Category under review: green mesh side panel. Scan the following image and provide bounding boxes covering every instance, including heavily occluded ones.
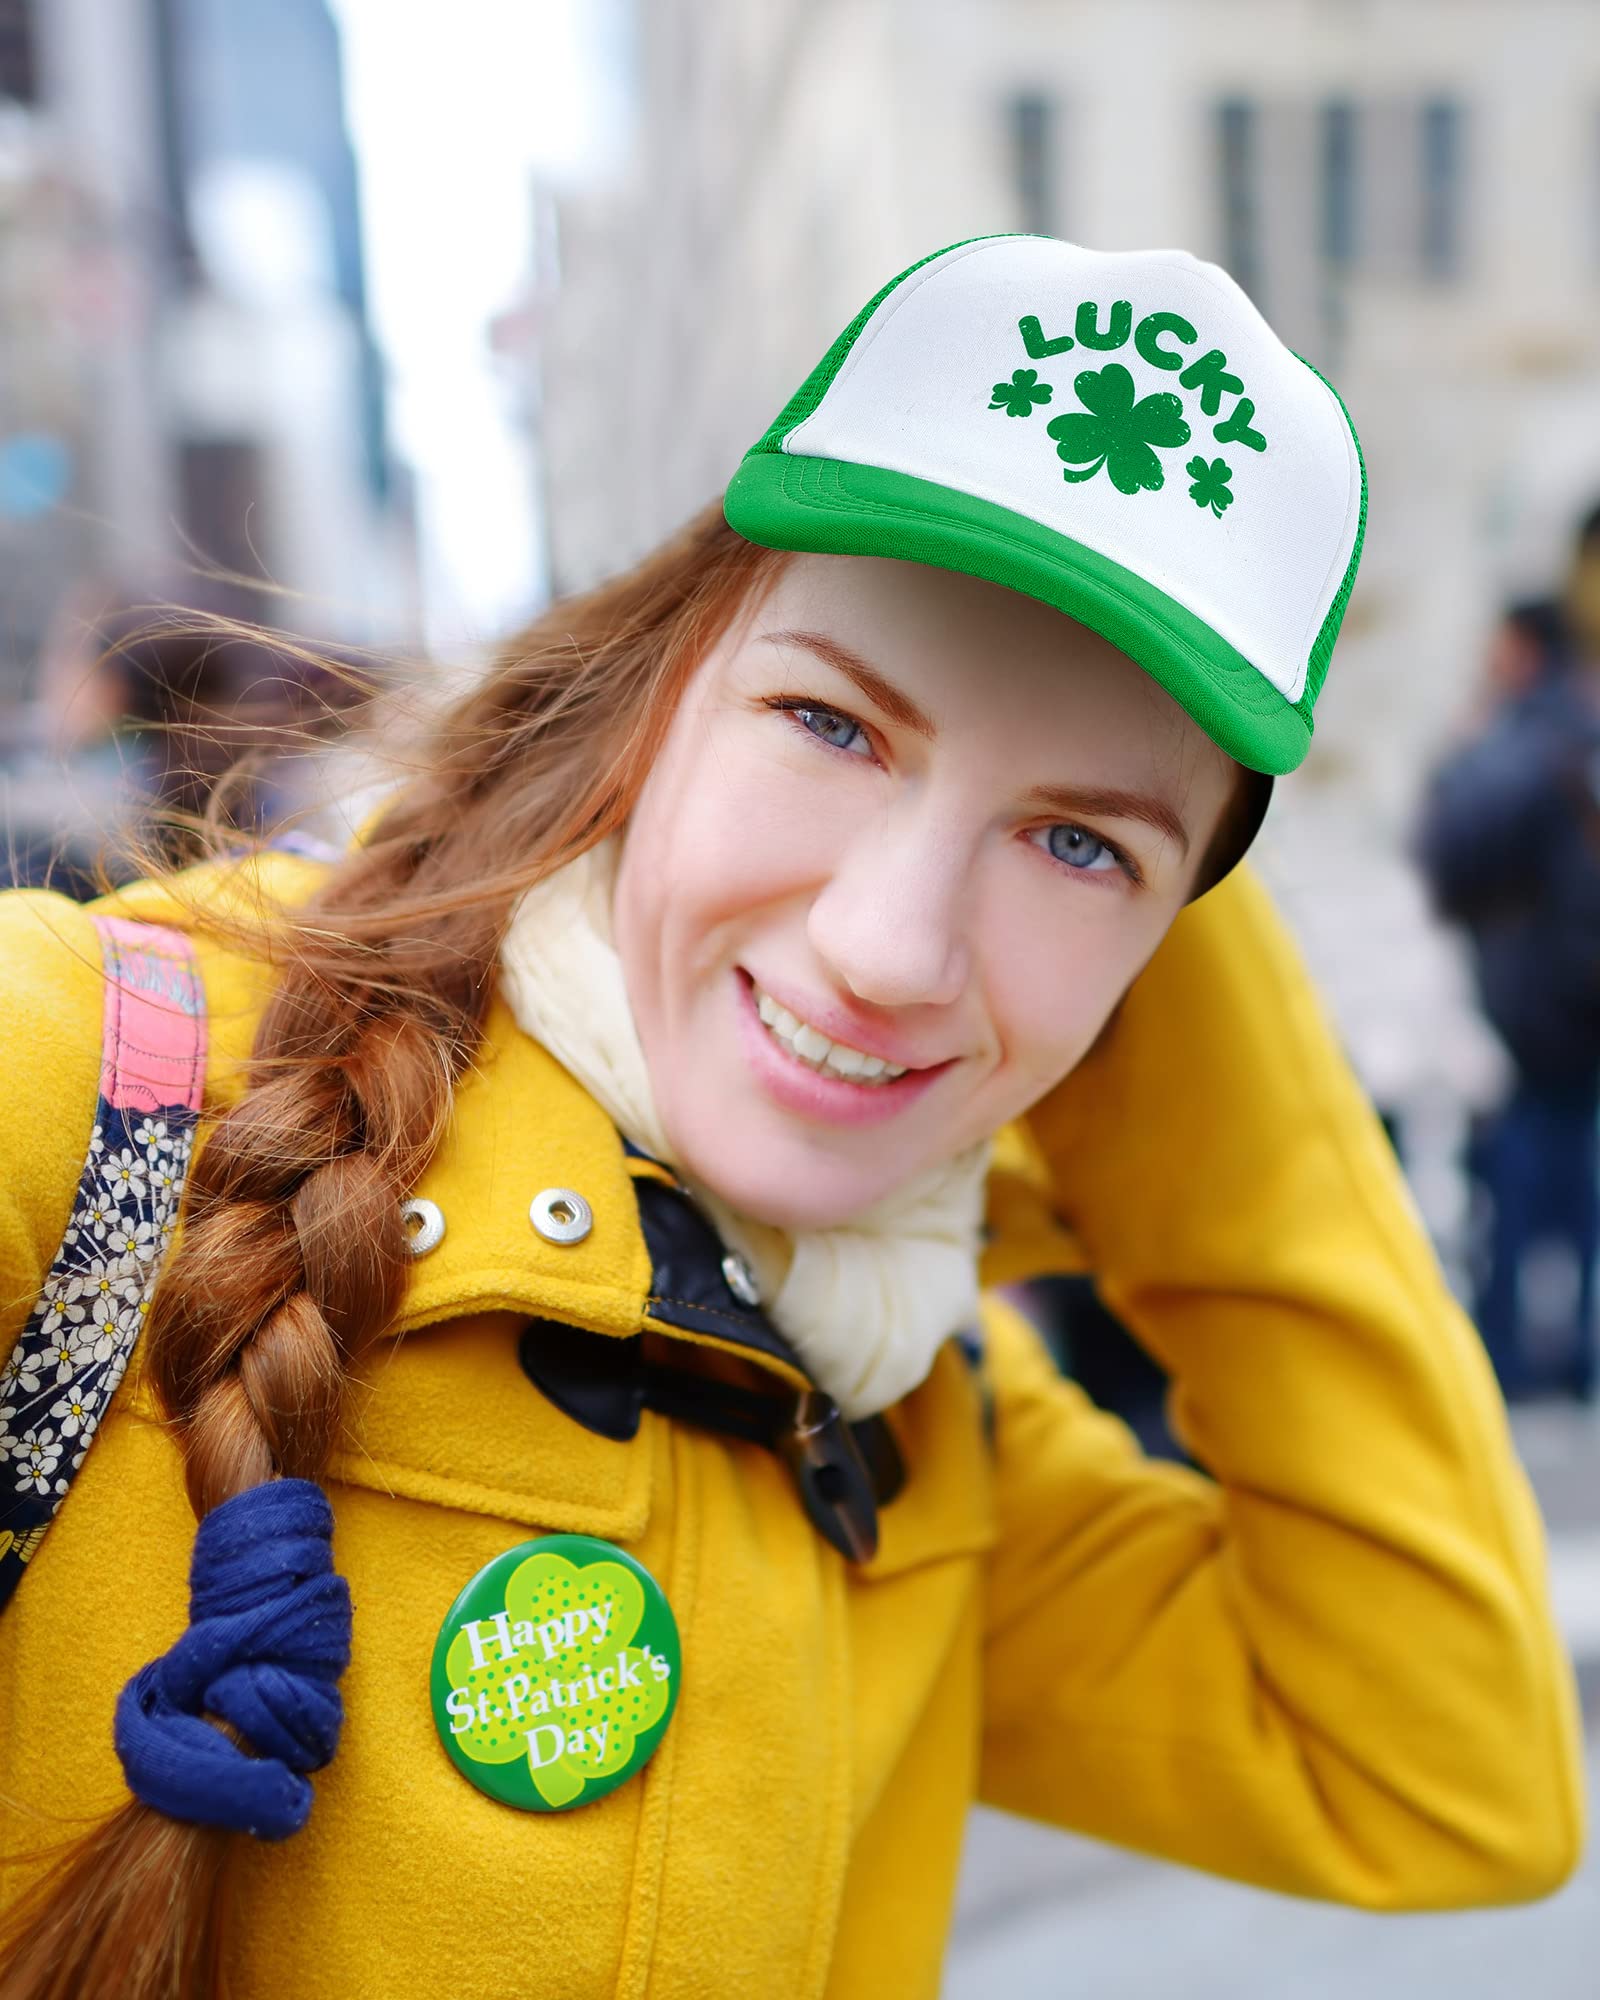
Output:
[749,234,1028,458]
[1291,353,1368,722]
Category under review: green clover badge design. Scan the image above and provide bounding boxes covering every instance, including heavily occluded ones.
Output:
[989,367,1054,418]
[1186,455,1235,518]
[1046,364,1191,495]
[439,1543,677,1811]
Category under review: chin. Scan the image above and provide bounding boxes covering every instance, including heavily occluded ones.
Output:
[677,1141,895,1234]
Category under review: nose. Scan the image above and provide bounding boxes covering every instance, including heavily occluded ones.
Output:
[806,815,973,1011]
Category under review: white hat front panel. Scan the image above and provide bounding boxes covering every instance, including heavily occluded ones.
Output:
[781,236,1363,706]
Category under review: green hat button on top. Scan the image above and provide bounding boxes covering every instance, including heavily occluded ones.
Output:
[430,1534,681,1812]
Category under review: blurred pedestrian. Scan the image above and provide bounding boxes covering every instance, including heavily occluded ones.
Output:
[7,581,373,894]
[1417,550,1600,1401]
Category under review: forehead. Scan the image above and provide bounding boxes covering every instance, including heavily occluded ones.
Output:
[728,553,1211,776]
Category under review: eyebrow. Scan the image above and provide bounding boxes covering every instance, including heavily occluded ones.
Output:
[761,628,937,739]
[1020,783,1190,859]
[758,626,1192,858]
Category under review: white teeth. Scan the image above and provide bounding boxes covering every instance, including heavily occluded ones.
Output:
[791,1023,831,1062]
[750,982,909,1085]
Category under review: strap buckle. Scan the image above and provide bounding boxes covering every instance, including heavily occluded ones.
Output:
[519,1319,903,1565]
[778,1391,880,1564]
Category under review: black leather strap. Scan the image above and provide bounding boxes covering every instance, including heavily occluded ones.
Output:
[517,1317,904,1563]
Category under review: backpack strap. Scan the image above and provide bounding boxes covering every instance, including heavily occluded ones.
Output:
[0,917,206,1611]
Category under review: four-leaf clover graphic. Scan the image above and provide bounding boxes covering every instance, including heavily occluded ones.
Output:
[1187,455,1234,517]
[1046,364,1191,494]
[988,367,1054,418]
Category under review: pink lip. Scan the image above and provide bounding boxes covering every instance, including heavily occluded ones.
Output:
[739,968,947,1073]
[732,969,954,1129]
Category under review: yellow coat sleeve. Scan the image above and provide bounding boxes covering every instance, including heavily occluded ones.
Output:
[979,863,1586,1909]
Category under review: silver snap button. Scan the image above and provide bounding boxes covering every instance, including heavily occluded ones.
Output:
[530,1187,593,1245]
[721,1250,761,1307]
[399,1197,445,1257]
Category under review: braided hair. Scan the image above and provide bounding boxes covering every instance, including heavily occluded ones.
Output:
[0,502,785,2000]
[0,499,1264,1999]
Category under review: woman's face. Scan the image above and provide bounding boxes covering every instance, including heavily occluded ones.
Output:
[612,553,1236,1229]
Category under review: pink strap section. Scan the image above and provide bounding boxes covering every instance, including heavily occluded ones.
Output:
[92,916,207,1115]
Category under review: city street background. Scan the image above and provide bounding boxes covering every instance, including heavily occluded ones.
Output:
[0,1,1594,1991]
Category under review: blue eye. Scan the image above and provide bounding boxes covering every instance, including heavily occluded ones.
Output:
[795,705,867,754]
[1041,824,1116,873]
[770,699,873,757]
[767,694,1136,883]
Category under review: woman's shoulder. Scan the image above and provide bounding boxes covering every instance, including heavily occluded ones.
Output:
[0,846,335,982]
[0,888,108,1342]
[0,853,331,1316]
[0,881,103,1020]
[88,846,334,959]
[88,849,335,1087]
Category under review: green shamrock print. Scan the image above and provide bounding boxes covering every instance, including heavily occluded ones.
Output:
[444,1549,673,1809]
[989,367,1054,418]
[1187,455,1234,518]
[1046,364,1191,495]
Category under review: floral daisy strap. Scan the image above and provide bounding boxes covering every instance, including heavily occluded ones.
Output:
[0,916,206,1612]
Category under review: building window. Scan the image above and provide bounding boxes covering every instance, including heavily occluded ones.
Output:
[1221,91,1467,310]
[1321,98,1358,269]
[179,438,272,606]
[1420,98,1465,280]
[0,0,35,105]
[1007,91,1059,237]
[1217,97,1260,304]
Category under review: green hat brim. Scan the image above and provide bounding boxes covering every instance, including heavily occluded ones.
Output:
[723,451,1311,777]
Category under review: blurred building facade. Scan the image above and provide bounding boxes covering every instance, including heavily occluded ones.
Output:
[0,0,414,720]
[175,0,392,509]
[524,0,1600,1221]
[536,0,1600,790]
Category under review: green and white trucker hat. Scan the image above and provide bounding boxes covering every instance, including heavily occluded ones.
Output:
[723,234,1366,776]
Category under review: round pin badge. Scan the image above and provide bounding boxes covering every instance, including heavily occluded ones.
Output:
[429,1534,680,1812]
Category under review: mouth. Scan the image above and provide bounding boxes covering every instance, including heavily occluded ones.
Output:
[732,969,955,1128]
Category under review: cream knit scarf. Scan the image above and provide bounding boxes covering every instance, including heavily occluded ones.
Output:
[498,832,993,1419]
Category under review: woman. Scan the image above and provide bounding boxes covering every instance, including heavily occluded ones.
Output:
[0,235,1584,1999]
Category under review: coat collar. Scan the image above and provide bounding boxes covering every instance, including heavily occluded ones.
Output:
[395,994,652,1340]
[395,994,813,1392]
[391,996,906,1560]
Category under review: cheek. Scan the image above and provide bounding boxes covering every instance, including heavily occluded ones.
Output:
[621,725,835,1008]
[979,891,1158,1105]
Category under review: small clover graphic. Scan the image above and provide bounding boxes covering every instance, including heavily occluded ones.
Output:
[988,367,1053,419]
[1046,364,1191,495]
[1187,455,1234,518]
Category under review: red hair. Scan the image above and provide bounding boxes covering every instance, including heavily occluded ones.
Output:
[0,500,788,2000]
[0,501,1258,1997]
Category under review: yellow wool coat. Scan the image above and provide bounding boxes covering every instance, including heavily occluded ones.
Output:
[0,855,1586,1999]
